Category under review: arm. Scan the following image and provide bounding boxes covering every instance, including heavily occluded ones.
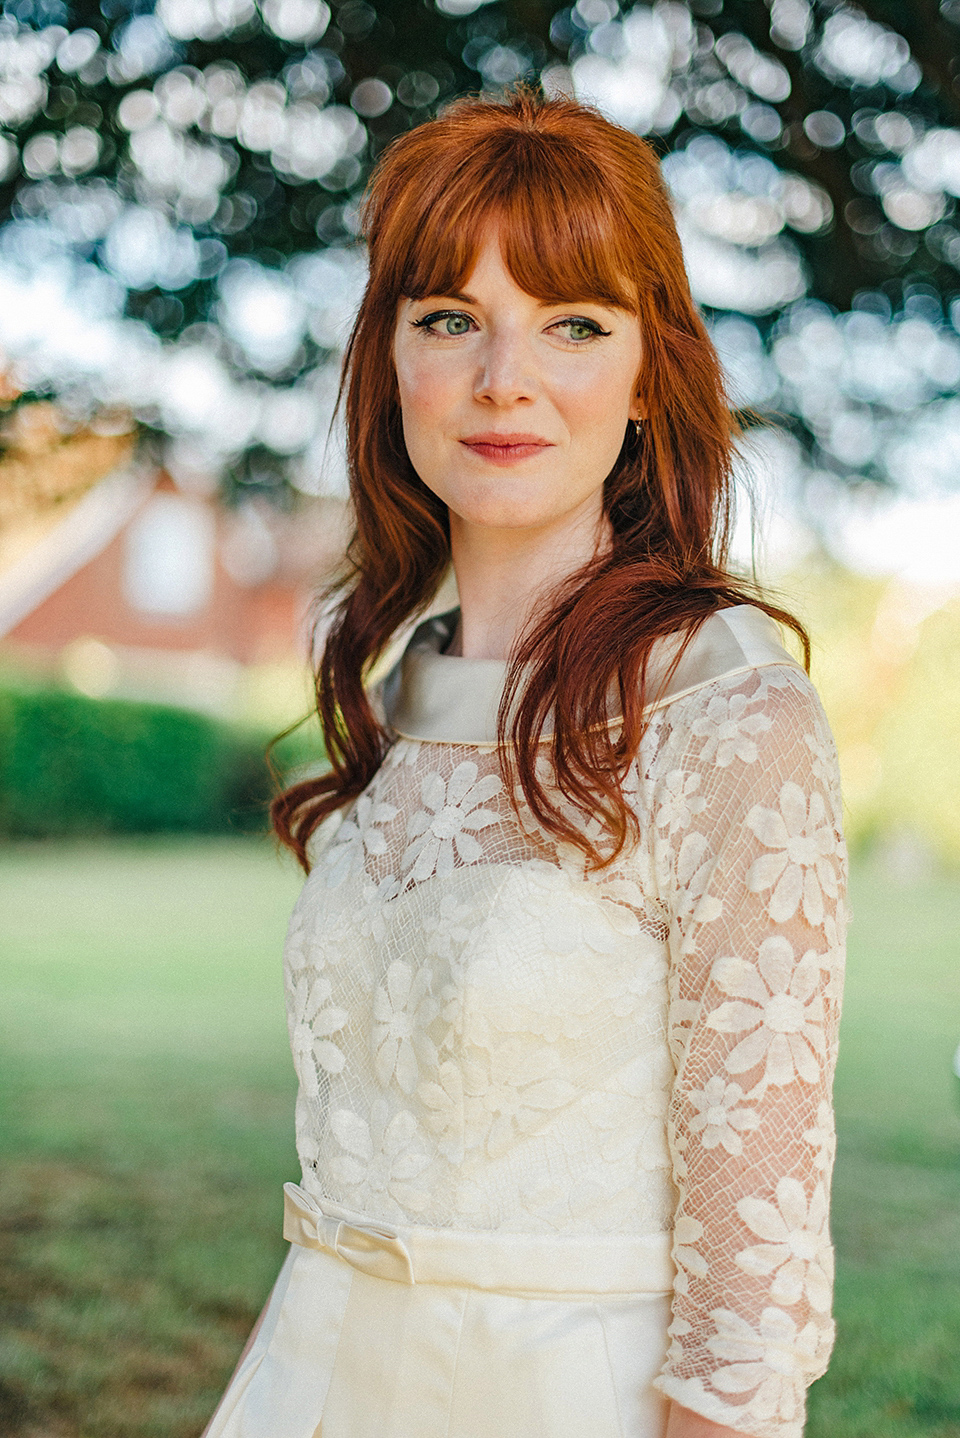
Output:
[667,1401,761,1438]
[649,666,846,1438]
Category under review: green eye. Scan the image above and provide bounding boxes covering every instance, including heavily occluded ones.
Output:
[564,320,601,341]
[412,310,474,336]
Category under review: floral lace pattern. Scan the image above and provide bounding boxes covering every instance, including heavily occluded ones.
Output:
[283,661,845,1438]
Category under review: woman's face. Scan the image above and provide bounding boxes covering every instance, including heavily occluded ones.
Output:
[393,230,643,540]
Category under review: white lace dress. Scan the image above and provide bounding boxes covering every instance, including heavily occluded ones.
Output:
[207,605,846,1438]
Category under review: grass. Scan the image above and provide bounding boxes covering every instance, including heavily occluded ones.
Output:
[1,841,959,1436]
[0,839,302,1438]
[808,865,960,1438]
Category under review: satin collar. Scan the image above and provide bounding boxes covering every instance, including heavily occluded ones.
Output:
[381,604,802,746]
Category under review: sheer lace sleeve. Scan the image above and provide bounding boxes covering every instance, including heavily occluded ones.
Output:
[648,664,847,1438]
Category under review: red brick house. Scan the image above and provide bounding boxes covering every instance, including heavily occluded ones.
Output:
[0,464,347,711]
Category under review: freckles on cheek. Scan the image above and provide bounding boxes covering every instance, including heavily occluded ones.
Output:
[396,363,452,472]
[397,357,447,423]
[564,371,628,429]
[561,347,632,404]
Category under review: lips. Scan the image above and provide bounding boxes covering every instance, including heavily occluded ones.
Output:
[459,432,554,464]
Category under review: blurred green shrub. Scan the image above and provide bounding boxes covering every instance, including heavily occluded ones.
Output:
[0,685,324,838]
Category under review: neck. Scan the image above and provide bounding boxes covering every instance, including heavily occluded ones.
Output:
[447,505,611,661]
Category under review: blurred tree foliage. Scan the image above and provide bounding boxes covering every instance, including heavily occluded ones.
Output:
[0,0,959,498]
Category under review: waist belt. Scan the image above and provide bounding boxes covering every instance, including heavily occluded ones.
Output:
[283,1183,675,1295]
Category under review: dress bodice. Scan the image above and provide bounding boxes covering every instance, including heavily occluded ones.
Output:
[282,605,846,1438]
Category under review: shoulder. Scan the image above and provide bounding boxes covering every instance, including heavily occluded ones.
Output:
[647,604,806,713]
[646,611,842,813]
[647,606,836,767]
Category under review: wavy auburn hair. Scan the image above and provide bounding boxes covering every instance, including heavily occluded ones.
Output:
[273,87,807,870]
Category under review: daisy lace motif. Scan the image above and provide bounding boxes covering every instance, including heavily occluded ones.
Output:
[692,690,772,768]
[706,1306,824,1425]
[687,1076,759,1155]
[372,959,441,1095]
[288,972,349,1095]
[324,793,399,888]
[706,937,825,1089]
[329,1099,432,1215]
[402,760,502,882]
[745,781,839,925]
[735,1176,833,1312]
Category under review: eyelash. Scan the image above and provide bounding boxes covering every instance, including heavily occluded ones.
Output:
[410,310,612,340]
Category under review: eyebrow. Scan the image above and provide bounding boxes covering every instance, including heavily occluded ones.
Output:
[413,291,620,311]
[413,291,476,306]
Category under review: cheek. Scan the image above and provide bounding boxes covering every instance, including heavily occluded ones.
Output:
[556,361,634,433]
[554,331,640,417]
[395,351,456,429]
[394,357,462,492]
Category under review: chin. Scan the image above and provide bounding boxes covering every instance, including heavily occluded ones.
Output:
[448,497,562,531]
[441,471,564,526]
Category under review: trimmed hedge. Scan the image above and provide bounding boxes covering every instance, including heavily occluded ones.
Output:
[0,685,282,838]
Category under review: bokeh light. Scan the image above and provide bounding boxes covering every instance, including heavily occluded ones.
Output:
[0,1,953,531]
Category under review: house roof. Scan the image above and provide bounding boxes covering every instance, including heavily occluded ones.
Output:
[0,465,154,640]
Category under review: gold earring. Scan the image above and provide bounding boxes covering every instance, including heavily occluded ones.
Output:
[633,418,643,439]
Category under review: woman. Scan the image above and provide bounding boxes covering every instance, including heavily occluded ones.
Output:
[205,89,845,1438]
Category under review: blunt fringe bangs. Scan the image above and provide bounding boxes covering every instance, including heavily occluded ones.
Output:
[272,87,808,872]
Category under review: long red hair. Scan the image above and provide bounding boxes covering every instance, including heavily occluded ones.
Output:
[272,87,807,870]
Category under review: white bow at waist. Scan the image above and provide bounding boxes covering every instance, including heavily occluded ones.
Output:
[283,1182,416,1284]
[283,1182,676,1296]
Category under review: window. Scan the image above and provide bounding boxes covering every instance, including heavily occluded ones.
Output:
[124,493,215,616]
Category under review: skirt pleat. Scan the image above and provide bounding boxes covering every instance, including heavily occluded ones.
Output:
[205,1193,672,1438]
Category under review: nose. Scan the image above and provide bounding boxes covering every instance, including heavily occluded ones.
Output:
[472,328,538,407]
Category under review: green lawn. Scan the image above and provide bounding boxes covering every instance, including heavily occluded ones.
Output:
[1,841,959,1437]
[0,839,302,1438]
[809,866,960,1438]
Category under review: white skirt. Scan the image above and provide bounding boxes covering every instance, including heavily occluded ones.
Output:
[206,1184,675,1438]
